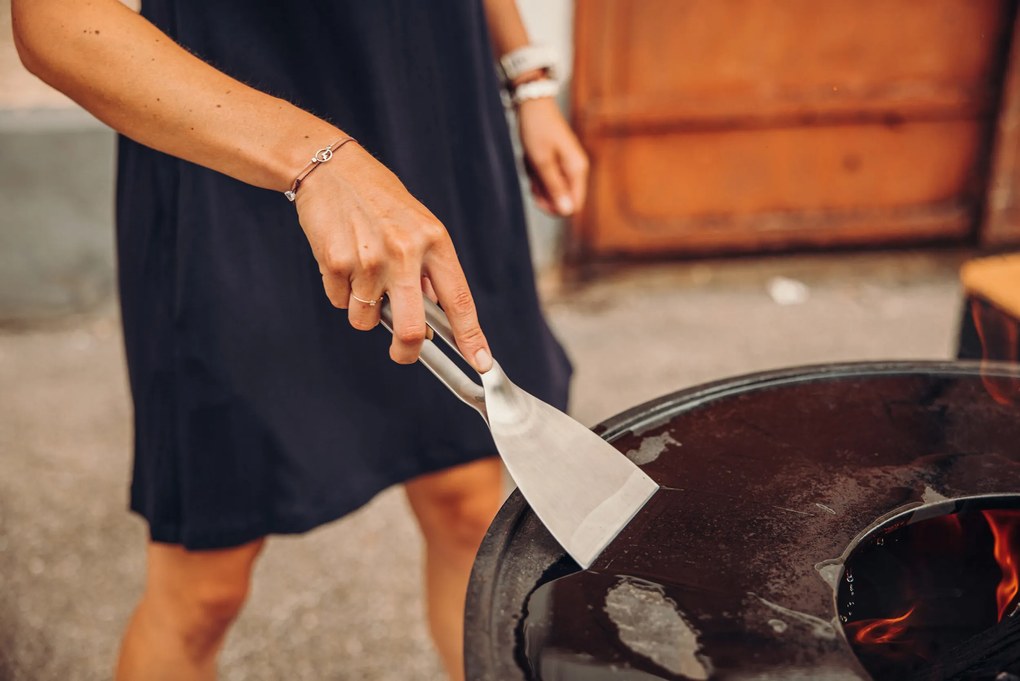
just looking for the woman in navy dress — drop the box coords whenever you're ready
[12,0,587,678]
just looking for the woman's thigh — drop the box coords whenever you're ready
[404,457,503,550]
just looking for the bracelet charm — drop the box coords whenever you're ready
[284,136,356,202]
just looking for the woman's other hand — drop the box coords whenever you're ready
[294,143,492,372]
[517,97,589,217]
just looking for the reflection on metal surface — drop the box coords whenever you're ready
[605,578,709,679]
[626,433,681,466]
[751,593,837,640]
[970,297,1020,405]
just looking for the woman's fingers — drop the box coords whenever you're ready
[526,165,558,214]
[560,143,589,214]
[530,153,574,216]
[529,144,588,217]
[347,273,385,331]
[321,273,352,310]
[421,275,439,304]
[386,274,428,364]
[425,241,492,373]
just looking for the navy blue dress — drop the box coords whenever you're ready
[116,0,571,549]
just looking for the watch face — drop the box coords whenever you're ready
[500,45,558,83]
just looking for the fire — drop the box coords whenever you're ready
[846,606,916,645]
[981,510,1020,621]
[970,298,1019,406]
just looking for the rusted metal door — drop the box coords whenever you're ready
[571,0,1017,259]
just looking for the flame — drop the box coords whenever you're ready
[981,510,1020,621]
[970,298,1020,406]
[846,606,916,645]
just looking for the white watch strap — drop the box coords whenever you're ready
[499,45,558,83]
[510,79,560,106]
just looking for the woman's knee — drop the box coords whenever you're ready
[406,458,504,552]
[181,574,252,630]
[142,539,264,648]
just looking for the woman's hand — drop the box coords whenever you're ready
[294,143,492,371]
[517,97,589,217]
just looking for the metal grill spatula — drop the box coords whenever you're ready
[380,298,659,569]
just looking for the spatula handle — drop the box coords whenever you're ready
[379,296,487,420]
[421,297,461,358]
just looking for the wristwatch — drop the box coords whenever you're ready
[499,45,558,86]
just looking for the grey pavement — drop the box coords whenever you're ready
[0,249,967,680]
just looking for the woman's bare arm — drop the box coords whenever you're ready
[12,0,492,371]
[12,0,334,190]
[480,0,588,217]
[482,0,531,58]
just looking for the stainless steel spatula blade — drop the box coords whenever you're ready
[480,362,659,568]
[380,298,659,569]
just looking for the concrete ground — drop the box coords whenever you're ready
[0,249,968,680]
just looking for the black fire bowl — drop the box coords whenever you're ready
[465,361,1020,681]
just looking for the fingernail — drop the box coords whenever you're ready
[556,196,575,215]
[474,348,493,373]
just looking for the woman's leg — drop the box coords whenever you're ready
[404,457,504,681]
[116,538,265,681]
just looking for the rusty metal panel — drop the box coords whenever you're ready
[572,0,1015,258]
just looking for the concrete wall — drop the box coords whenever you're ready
[0,0,575,322]
[0,113,117,322]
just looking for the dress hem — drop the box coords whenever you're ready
[131,449,500,550]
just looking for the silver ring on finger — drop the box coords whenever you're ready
[351,292,385,307]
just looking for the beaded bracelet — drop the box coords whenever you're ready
[284,136,356,201]
[510,79,560,107]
